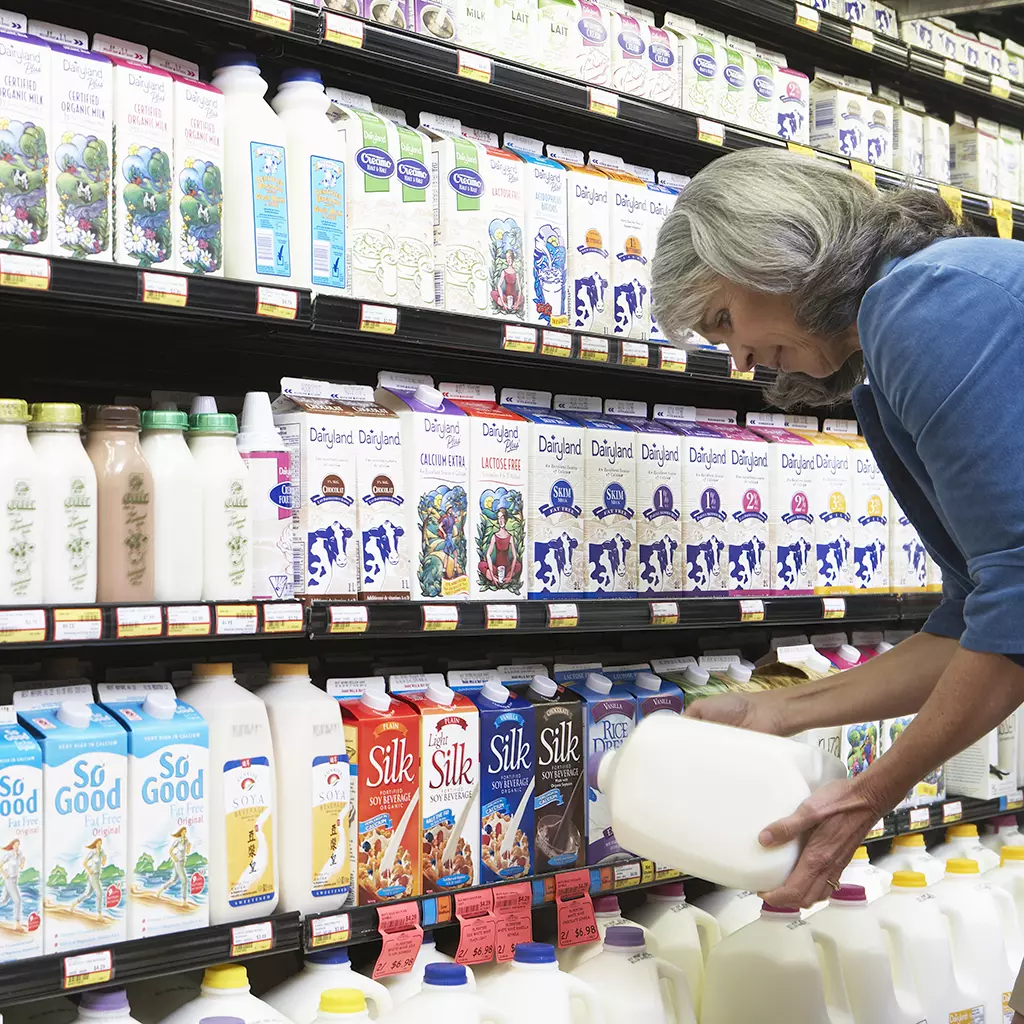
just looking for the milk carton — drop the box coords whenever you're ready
[563,0,612,87]
[809,70,867,161]
[457,0,491,54]
[725,36,767,133]
[646,21,679,107]
[999,124,1022,203]
[776,65,810,145]
[946,720,1017,800]
[414,0,457,42]
[717,37,752,128]
[492,0,533,64]
[532,0,574,77]
[16,685,127,952]
[365,0,413,30]
[440,382,529,600]
[866,91,893,169]
[0,29,51,254]
[922,111,950,183]
[637,168,683,344]
[477,137,527,322]
[892,101,925,177]
[375,372,471,601]
[96,683,209,939]
[873,3,896,37]
[950,113,1000,197]
[548,146,612,336]
[1006,38,1024,83]
[604,400,682,597]
[932,18,961,59]
[500,389,586,600]
[746,46,780,137]
[901,18,937,53]
[926,552,943,593]
[889,493,926,592]
[554,394,637,597]
[628,672,684,721]
[955,28,982,69]
[978,31,1003,76]
[880,715,944,807]
[605,0,648,97]
[842,0,871,26]
[0,705,42,961]
[663,15,721,120]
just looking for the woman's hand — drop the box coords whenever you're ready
[685,690,787,735]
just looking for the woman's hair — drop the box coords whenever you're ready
[651,149,971,407]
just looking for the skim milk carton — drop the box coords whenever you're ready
[604,400,682,597]
[16,685,128,953]
[889,493,926,592]
[554,394,637,597]
[375,372,471,601]
[0,705,42,961]
[441,382,529,600]
[500,389,586,600]
[97,683,209,939]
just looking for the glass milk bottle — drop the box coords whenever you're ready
[140,409,203,602]
[86,405,155,603]
[187,413,253,601]
[0,399,41,604]
[28,403,98,603]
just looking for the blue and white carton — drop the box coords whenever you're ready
[629,671,685,720]
[496,663,551,685]
[97,683,209,938]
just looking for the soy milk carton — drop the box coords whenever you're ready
[809,70,867,160]
[0,705,42,961]
[97,683,209,939]
[16,685,127,952]
[889,494,926,592]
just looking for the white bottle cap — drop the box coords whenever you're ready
[426,681,455,706]
[57,701,91,729]
[530,675,558,698]
[634,672,661,692]
[362,690,392,713]
[143,692,177,720]
[876,641,894,654]
[806,651,833,673]
[838,644,861,665]
[727,663,752,684]
[189,395,218,417]
[586,672,613,695]
[739,659,755,672]
[237,391,282,451]
[480,678,510,704]
[415,384,444,409]
[683,665,710,686]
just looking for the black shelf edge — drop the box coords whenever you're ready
[871,791,1023,843]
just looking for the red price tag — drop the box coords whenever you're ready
[493,882,532,962]
[555,869,598,948]
[455,889,495,965]
[373,902,423,979]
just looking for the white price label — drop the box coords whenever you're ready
[580,335,609,362]
[613,861,641,886]
[329,605,369,634]
[215,604,258,635]
[740,599,765,622]
[942,800,963,823]
[53,608,102,642]
[63,949,113,989]
[0,252,50,289]
[1003,789,1024,811]
[909,807,930,829]
[541,330,572,357]
[795,2,820,30]
[850,25,873,51]
[310,912,352,947]
[262,602,304,633]
[503,325,538,352]
[423,605,459,631]
[486,604,518,630]
[588,88,619,117]
[166,605,211,637]
[231,920,274,956]
[650,602,678,626]
[360,303,399,334]
[696,118,725,145]
[142,271,188,306]
[822,597,846,619]
[115,605,162,639]
[991,73,1012,97]
[323,11,364,46]
[458,50,492,82]
[621,341,649,366]
[250,0,292,30]
[865,819,885,840]
[659,347,687,372]
[944,59,966,83]
[548,602,578,628]
[256,286,298,319]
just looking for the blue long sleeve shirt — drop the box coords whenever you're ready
[854,236,1024,660]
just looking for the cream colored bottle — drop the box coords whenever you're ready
[0,399,41,604]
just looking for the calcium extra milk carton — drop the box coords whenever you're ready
[0,705,42,961]
[97,683,209,939]
[375,372,471,601]
[441,382,529,600]
[889,493,926,592]
[16,685,127,953]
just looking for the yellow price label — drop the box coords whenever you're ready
[849,160,876,188]
[938,184,963,224]
[991,197,1014,239]
[944,59,965,84]
[795,2,819,30]
[787,142,816,158]
[850,26,873,51]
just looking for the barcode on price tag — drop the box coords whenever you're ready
[548,602,578,628]
[822,597,846,619]
[556,869,598,948]
[360,304,399,334]
[373,903,423,979]
[231,921,274,957]
[503,325,537,352]
[621,341,649,366]
[216,604,258,635]
[262,602,304,633]
[250,0,292,30]
[0,253,50,290]
[486,604,517,630]
[166,605,211,637]
[142,272,188,306]
[730,357,755,380]
[580,335,609,362]
[310,912,351,948]
[942,801,963,824]
[63,949,112,989]
[423,605,459,631]
[323,11,364,46]
[329,605,369,634]
[908,807,930,830]
[53,607,102,642]
[588,87,618,117]
[116,606,162,639]
[493,882,532,962]
[541,330,572,357]
[740,599,765,622]
[256,286,298,319]
[0,608,46,644]
[455,889,495,965]
[650,602,678,626]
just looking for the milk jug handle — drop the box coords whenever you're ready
[986,882,1024,954]
[809,927,854,1017]
[562,972,608,1024]
[689,904,722,960]
[476,996,514,1024]
[875,913,926,1009]
[655,958,697,1024]
[363,988,392,1019]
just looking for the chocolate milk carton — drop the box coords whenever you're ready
[889,494,926,593]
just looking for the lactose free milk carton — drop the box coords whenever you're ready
[889,493,926,592]
[500,389,586,600]
[0,706,42,961]
[950,113,1000,196]
[375,372,471,601]
[441,382,529,600]
[16,685,128,953]
[776,65,810,145]
[554,394,637,597]
[809,70,867,161]
[97,683,209,939]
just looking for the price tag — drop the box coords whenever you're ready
[323,11,365,47]
[256,286,298,319]
[613,861,641,889]
[658,346,687,372]
[250,0,292,31]
[373,902,423,979]
[740,599,765,622]
[650,601,678,626]
[455,889,495,965]
[142,272,188,307]
[990,197,1014,239]
[486,603,518,630]
[329,605,369,634]
[621,341,649,367]
[53,607,103,642]
[423,605,459,631]
[556,869,598,948]
[938,184,964,224]
[231,920,274,957]
[795,2,820,30]
[166,605,212,638]
[730,357,755,380]
[850,25,873,51]
[864,819,885,840]
[548,602,578,628]
[0,253,50,290]
[360,303,399,334]
[697,118,725,146]
[493,882,532,962]
[849,160,876,188]
[787,142,816,158]
[942,800,963,824]
[943,59,965,84]
[458,50,492,83]
[503,325,538,353]
[541,330,573,358]
[589,88,619,117]
[908,807,931,830]
[991,74,1012,98]
[1001,789,1024,811]
[262,602,304,633]
[63,950,113,989]
[310,912,351,948]
[215,604,259,635]
[579,335,609,362]
[116,606,162,639]
[822,597,846,619]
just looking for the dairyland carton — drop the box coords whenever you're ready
[375,372,471,601]
[477,136,527,322]
[889,493,926,592]
[809,70,867,161]
[500,389,586,600]
[950,113,1000,197]
[441,382,529,600]
[554,394,637,597]
[97,683,209,939]
[776,65,810,145]
[663,15,722,120]
[16,685,127,953]
[634,167,683,344]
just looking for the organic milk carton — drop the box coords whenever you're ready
[554,394,637,597]
[776,65,810,145]
[604,0,648,97]
[889,493,926,592]
[999,124,1022,203]
[97,683,209,939]
[0,705,42,961]
[922,111,950,183]
[440,382,529,600]
[16,685,127,953]
[500,389,585,600]
[891,100,925,177]
[0,29,50,254]
[663,15,722,119]
[548,146,612,336]
[504,134,569,329]
[604,400,682,597]
[865,89,893,169]
[809,70,867,161]
[950,113,1000,197]
[375,372,471,601]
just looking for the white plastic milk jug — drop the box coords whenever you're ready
[873,833,945,885]
[989,845,1024,933]
[157,965,292,1024]
[74,989,142,1024]
[380,964,509,1024]
[596,714,846,890]
[929,823,1001,872]
[838,846,891,901]
[263,947,391,1022]
[982,814,1024,852]
[311,990,370,1024]
[691,887,762,937]
[360,934,473,1005]
[125,974,202,1024]
[556,894,650,971]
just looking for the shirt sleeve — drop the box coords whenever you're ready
[860,259,1024,658]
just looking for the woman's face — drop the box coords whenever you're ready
[497,509,507,528]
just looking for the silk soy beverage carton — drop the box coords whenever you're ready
[96,683,209,939]
[16,685,128,953]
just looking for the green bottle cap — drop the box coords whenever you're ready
[141,409,188,431]
[29,402,83,427]
[0,399,30,424]
[189,412,238,435]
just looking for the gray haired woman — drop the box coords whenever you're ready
[653,148,1024,1015]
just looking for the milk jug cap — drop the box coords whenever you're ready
[945,857,980,874]
[989,814,1019,829]
[415,384,444,408]
[0,398,30,424]
[319,990,366,1014]
[1002,847,1024,863]
[361,690,392,713]
[838,644,860,664]
[202,964,249,989]
[270,662,310,680]
[593,894,621,914]
[585,672,613,695]
[215,51,260,70]
[634,672,661,691]
[80,990,130,1014]
[761,903,800,915]
[89,404,141,430]
[192,662,234,679]
[237,391,281,448]
[805,651,832,673]
[851,845,869,860]
[30,402,82,427]
[190,395,219,416]
[875,641,894,654]
[143,691,177,720]
[683,665,709,686]
[280,67,323,84]
[57,700,91,729]
[307,947,351,965]
[480,678,510,704]
[199,1019,245,1024]
[423,963,467,987]
[426,681,455,706]
[604,925,646,949]
[830,883,867,903]
[726,663,752,684]
[890,870,927,888]
[513,942,556,964]
[189,412,238,436]
[947,823,979,839]
[650,881,686,899]
[141,409,188,431]
[892,833,925,849]
[529,675,557,698]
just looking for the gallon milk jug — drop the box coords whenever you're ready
[838,846,891,901]
[177,663,279,924]
[626,882,720,1016]
[380,964,508,1024]
[982,814,1024,852]
[0,399,41,605]
[359,934,473,1004]
[570,926,696,1024]
[556,894,650,971]
[311,991,368,1024]
[596,714,847,889]
[264,949,391,1023]
[74,990,141,1024]
[5,998,77,1024]
[929,823,1001,872]
[157,965,291,1024]
[808,885,926,1024]
[701,904,853,1024]
[211,54,293,285]
[692,887,762,936]
[873,833,944,885]
[989,845,1024,933]
[126,975,203,1024]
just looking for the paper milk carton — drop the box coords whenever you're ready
[604,0,648,98]
[892,100,925,177]
[646,21,679,107]
[97,683,209,939]
[922,113,951,185]
[842,0,871,26]
[634,167,683,344]
[604,400,682,597]
[562,0,612,87]
[716,37,753,128]
[931,18,960,59]
[889,493,926,593]
[456,0,490,53]
[663,15,722,120]
[900,18,937,53]
[776,65,810,145]
[554,394,637,597]
[16,685,127,953]
[492,0,533,64]
[532,0,574,77]
[999,124,1022,203]
[866,90,893,169]
[1006,38,1024,83]
[500,389,586,600]
[946,720,1017,800]
[375,372,471,602]
[725,36,767,133]
[548,145,612,336]
[440,382,529,600]
[880,715,944,807]
[809,70,867,161]
[926,552,943,593]
[977,31,1003,76]
[950,113,1000,197]
[628,671,684,721]
[0,706,42,961]
[414,0,457,42]
[874,3,896,37]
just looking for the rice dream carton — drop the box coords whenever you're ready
[889,493,926,593]
[663,15,722,120]
[809,70,868,161]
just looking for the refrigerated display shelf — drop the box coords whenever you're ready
[870,789,1024,844]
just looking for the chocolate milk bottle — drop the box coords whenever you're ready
[86,405,155,602]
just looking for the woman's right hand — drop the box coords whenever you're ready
[685,691,787,735]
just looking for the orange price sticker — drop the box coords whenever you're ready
[493,883,532,962]
[621,341,649,367]
[455,889,495,965]
[373,902,423,979]
[555,869,598,948]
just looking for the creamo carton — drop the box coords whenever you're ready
[889,493,926,593]
[500,389,586,600]
[554,394,637,597]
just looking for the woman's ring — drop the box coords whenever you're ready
[826,878,841,891]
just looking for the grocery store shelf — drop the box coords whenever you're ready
[870,789,1024,843]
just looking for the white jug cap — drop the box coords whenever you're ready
[585,672,613,695]
[237,391,280,449]
[634,671,661,691]
[143,691,177,720]
[189,394,218,416]
[739,659,755,671]
[57,700,91,729]
[805,651,832,673]
[480,678,510,704]
[530,675,558,698]
[876,641,894,654]
[426,680,455,706]
[726,663,752,684]
[683,665,710,686]
[361,690,392,713]
[838,644,860,665]
[415,384,444,408]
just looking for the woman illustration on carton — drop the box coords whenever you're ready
[480,507,521,588]
[0,838,25,929]
[70,837,107,922]
[155,826,191,909]
[652,148,1024,1018]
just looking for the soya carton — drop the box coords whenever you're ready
[628,671,684,721]
[0,705,42,961]
[96,683,209,939]
[16,685,128,953]
[950,113,1000,197]
[440,382,529,600]
[663,15,721,119]
[776,64,810,145]
[889,493,926,593]
[809,70,868,161]
[375,372,471,602]
[500,389,586,600]
[554,394,637,597]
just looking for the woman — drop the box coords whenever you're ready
[652,148,1024,1014]
[481,506,521,588]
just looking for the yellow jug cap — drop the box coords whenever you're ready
[891,871,927,888]
[192,663,233,677]
[892,834,925,849]
[269,662,309,677]
[202,964,249,989]
[852,846,868,861]
[29,402,82,426]
[319,990,367,1015]
[947,824,979,840]
[945,858,980,874]
[0,399,30,424]
[1002,847,1024,863]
